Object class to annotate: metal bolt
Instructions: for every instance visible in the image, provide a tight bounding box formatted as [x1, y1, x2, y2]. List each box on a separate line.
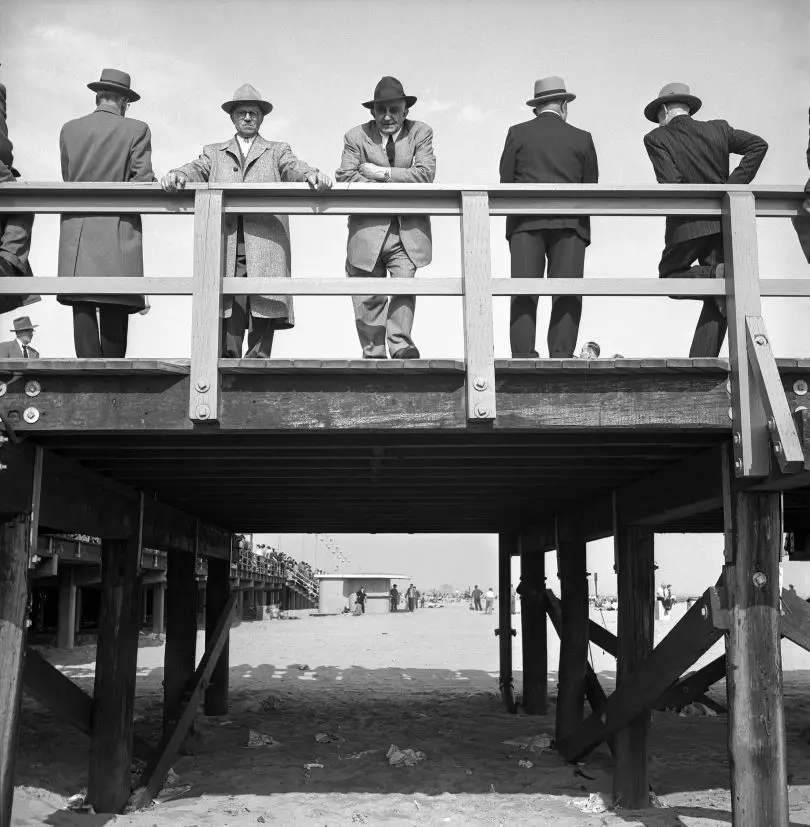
[0, 463, 7, 472]
[472, 376, 488, 392]
[734, 458, 743, 474]
[195, 404, 211, 420]
[767, 418, 776, 432]
[754, 334, 767, 346]
[752, 572, 767, 588]
[728, 406, 734, 421]
[24, 381, 41, 398]
[733, 432, 741, 446]
[0, 382, 6, 397]
[774, 442, 783, 455]
[195, 378, 210, 393]
[794, 380, 808, 396]
[474, 404, 489, 418]
[701, 606, 708, 619]
[23, 407, 39, 424]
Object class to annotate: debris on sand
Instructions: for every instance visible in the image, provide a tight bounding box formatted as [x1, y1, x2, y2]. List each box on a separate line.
[501, 733, 553, 752]
[247, 730, 280, 748]
[258, 695, 283, 713]
[340, 749, 378, 761]
[678, 702, 718, 717]
[303, 762, 324, 770]
[65, 791, 93, 813]
[517, 759, 534, 768]
[315, 731, 346, 744]
[580, 792, 613, 814]
[386, 744, 426, 767]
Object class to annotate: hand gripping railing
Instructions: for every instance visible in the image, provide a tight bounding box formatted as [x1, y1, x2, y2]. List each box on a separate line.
[0, 181, 807, 478]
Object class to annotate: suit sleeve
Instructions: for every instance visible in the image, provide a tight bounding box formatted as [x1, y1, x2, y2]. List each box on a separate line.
[389, 124, 436, 184]
[60, 129, 69, 181]
[499, 128, 516, 183]
[0, 159, 15, 183]
[583, 134, 598, 184]
[643, 132, 684, 184]
[276, 142, 317, 183]
[173, 146, 213, 182]
[726, 123, 768, 184]
[335, 130, 372, 183]
[129, 124, 156, 182]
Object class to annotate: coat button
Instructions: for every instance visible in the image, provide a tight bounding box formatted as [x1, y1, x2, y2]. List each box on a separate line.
[233, 165, 239, 172]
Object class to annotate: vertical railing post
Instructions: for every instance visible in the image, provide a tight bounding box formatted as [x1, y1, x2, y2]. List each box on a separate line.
[460, 191, 496, 421]
[723, 191, 768, 477]
[189, 189, 224, 423]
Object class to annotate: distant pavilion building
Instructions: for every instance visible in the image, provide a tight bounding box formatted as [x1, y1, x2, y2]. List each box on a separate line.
[316, 573, 409, 614]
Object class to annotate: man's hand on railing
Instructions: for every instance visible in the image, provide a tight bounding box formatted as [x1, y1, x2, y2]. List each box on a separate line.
[305, 171, 333, 192]
[160, 170, 188, 193]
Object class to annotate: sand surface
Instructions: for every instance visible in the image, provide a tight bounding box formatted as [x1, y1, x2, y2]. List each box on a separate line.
[10, 601, 810, 826]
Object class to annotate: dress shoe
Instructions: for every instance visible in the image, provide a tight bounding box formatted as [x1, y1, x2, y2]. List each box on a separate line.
[714, 262, 726, 319]
[391, 345, 420, 359]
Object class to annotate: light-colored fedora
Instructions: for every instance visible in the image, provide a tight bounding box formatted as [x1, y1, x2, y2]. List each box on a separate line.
[644, 82, 702, 123]
[221, 83, 273, 116]
[526, 76, 576, 107]
[87, 68, 140, 102]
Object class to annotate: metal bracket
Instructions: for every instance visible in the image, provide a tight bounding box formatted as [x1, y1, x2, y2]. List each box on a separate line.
[494, 628, 517, 637]
[709, 586, 731, 630]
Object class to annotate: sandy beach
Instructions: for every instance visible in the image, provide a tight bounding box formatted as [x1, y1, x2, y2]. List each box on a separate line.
[10, 601, 810, 826]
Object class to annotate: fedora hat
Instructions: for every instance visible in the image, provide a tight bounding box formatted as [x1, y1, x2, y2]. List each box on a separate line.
[10, 315, 37, 332]
[644, 82, 702, 123]
[362, 76, 416, 109]
[526, 76, 576, 107]
[222, 83, 273, 115]
[87, 68, 140, 102]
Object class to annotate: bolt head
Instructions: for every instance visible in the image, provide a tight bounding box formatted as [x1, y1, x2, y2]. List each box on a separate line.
[774, 442, 783, 455]
[794, 380, 809, 396]
[195, 404, 211, 420]
[472, 376, 488, 391]
[474, 404, 489, 418]
[728, 406, 735, 421]
[701, 606, 708, 619]
[726, 380, 732, 395]
[754, 334, 768, 346]
[23, 407, 39, 424]
[767, 418, 776, 432]
[24, 381, 41, 398]
[195, 378, 210, 393]
[752, 572, 767, 588]
[734, 458, 743, 474]
[0, 382, 6, 397]
[733, 432, 741, 446]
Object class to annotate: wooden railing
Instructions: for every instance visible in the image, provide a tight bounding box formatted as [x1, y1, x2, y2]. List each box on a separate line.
[0, 182, 807, 480]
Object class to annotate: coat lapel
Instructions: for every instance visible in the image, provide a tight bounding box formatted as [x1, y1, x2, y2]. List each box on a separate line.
[243, 136, 270, 173]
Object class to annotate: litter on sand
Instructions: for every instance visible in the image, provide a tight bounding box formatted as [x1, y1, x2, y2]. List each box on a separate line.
[501, 733, 553, 752]
[678, 702, 718, 717]
[247, 730, 281, 748]
[65, 792, 93, 813]
[581, 792, 613, 814]
[315, 731, 346, 743]
[386, 744, 427, 767]
[303, 762, 324, 770]
[341, 749, 378, 761]
[517, 759, 534, 768]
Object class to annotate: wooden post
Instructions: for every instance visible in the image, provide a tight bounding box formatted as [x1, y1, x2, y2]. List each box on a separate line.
[519, 538, 547, 714]
[723, 448, 789, 826]
[164, 552, 197, 736]
[613, 507, 655, 809]
[204, 557, 230, 716]
[75, 587, 83, 635]
[497, 533, 517, 712]
[151, 582, 165, 634]
[189, 188, 224, 423]
[460, 191, 496, 421]
[555, 515, 588, 744]
[57, 564, 77, 649]
[0, 515, 30, 826]
[87, 536, 142, 814]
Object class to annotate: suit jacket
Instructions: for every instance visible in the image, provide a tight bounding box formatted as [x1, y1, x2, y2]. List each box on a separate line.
[499, 112, 598, 244]
[0, 82, 14, 170]
[0, 339, 38, 358]
[58, 103, 155, 311]
[644, 115, 768, 246]
[174, 135, 317, 326]
[336, 119, 435, 272]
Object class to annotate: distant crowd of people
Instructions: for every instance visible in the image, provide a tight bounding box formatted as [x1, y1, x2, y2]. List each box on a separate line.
[2, 68, 807, 362]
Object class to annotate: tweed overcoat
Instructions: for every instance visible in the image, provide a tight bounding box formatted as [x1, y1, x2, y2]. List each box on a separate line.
[58, 104, 155, 311]
[173, 136, 318, 326]
[335, 119, 435, 272]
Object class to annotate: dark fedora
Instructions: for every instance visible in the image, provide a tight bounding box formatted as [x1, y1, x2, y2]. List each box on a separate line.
[87, 68, 140, 102]
[526, 76, 576, 107]
[10, 315, 37, 332]
[222, 83, 273, 115]
[362, 76, 416, 109]
[644, 82, 702, 123]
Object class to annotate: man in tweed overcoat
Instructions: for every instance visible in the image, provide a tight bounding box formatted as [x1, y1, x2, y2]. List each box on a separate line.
[162, 84, 332, 358]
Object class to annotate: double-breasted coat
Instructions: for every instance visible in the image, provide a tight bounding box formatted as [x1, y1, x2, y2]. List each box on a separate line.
[173, 136, 318, 326]
[58, 103, 155, 311]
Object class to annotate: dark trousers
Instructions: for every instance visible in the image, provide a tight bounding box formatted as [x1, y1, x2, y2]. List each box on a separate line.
[390, 597, 397, 612]
[509, 229, 586, 358]
[72, 303, 129, 358]
[659, 233, 727, 358]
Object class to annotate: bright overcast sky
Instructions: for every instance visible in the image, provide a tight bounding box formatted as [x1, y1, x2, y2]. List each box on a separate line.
[2, 0, 809, 592]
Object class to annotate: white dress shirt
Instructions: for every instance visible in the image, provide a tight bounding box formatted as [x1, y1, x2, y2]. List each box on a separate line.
[236, 135, 256, 163]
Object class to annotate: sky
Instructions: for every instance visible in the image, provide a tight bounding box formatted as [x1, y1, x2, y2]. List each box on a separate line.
[2, 0, 809, 593]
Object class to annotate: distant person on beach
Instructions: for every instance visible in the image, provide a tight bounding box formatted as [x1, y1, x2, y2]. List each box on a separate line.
[472, 585, 483, 612]
[389, 584, 399, 612]
[355, 586, 366, 614]
[406, 584, 416, 612]
[484, 588, 495, 614]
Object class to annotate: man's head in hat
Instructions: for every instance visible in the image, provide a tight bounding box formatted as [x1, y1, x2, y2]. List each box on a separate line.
[645, 82, 702, 127]
[10, 315, 36, 347]
[364, 76, 416, 138]
[527, 76, 576, 122]
[88, 68, 140, 117]
[221, 83, 273, 141]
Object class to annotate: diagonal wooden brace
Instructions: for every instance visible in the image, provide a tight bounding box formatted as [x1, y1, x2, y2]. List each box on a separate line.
[745, 316, 804, 474]
[780, 586, 810, 652]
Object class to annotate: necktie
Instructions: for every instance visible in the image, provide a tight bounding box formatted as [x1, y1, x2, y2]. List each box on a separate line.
[22, 345, 29, 358]
[385, 136, 395, 167]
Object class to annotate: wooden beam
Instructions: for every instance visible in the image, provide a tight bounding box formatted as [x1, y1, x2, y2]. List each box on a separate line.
[723, 446, 788, 826]
[555, 516, 589, 743]
[656, 655, 726, 711]
[204, 558, 231, 715]
[497, 533, 517, 713]
[0, 515, 30, 826]
[556, 588, 723, 762]
[130, 592, 236, 809]
[87, 536, 142, 814]
[57, 565, 76, 649]
[519, 538, 547, 714]
[460, 191, 496, 421]
[613, 517, 655, 809]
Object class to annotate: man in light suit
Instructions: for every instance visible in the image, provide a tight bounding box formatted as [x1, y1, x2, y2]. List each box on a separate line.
[58, 69, 155, 357]
[643, 82, 768, 357]
[336, 77, 435, 359]
[0, 316, 39, 358]
[500, 77, 598, 359]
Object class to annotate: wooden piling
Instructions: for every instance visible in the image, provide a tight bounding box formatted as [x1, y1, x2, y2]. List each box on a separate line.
[0, 515, 30, 826]
[498, 533, 517, 712]
[555, 515, 589, 744]
[724, 452, 789, 826]
[164, 552, 198, 736]
[519, 537, 547, 714]
[87, 536, 142, 814]
[204, 557, 230, 716]
[613, 517, 655, 809]
[152, 582, 165, 635]
[57, 564, 77, 649]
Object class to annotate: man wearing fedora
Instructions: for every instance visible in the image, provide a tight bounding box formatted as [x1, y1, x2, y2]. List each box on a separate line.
[0, 316, 39, 358]
[500, 76, 598, 359]
[58, 68, 155, 358]
[0, 75, 39, 316]
[643, 82, 768, 357]
[161, 84, 332, 358]
[335, 76, 435, 359]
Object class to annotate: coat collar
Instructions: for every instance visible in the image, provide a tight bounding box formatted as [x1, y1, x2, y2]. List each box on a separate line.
[220, 134, 270, 167]
[367, 119, 412, 145]
[94, 103, 122, 117]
